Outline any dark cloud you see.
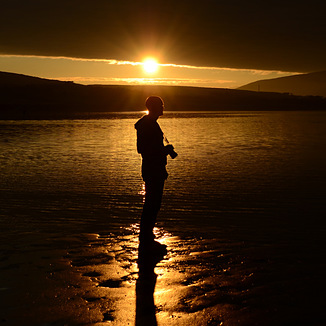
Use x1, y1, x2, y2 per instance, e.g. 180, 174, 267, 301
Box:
1, 0, 326, 72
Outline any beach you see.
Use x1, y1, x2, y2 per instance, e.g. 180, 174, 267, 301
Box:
1, 225, 324, 326
1, 111, 326, 325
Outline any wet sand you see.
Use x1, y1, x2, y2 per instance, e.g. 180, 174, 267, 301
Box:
0, 227, 325, 326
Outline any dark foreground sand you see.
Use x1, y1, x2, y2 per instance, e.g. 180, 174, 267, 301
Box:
0, 227, 325, 326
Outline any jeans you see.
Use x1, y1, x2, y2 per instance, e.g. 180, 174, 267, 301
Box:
139, 179, 165, 244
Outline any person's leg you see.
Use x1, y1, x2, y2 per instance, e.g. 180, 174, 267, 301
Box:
139, 179, 165, 245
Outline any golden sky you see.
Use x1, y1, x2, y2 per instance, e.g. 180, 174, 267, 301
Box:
0, 54, 296, 88
1, 1, 325, 88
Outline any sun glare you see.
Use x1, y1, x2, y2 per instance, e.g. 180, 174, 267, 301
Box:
143, 58, 159, 73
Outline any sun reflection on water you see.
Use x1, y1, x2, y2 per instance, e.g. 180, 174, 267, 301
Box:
138, 183, 146, 202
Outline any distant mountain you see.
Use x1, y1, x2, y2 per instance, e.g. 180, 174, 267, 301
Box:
1, 71, 326, 119
0, 71, 66, 86
238, 71, 326, 97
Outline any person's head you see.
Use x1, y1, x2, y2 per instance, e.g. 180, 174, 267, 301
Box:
145, 96, 164, 119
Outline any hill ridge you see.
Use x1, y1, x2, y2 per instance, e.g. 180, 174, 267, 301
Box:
238, 71, 326, 97
1, 71, 326, 119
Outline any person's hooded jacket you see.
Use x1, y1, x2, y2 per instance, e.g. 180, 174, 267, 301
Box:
135, 115, 168, 182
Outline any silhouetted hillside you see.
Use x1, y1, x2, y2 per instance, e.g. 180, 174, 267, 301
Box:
0, 71, 65, 86
1, 71, 326, 119
238, 71, 326, 97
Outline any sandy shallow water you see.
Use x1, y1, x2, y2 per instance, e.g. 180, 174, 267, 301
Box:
1, 225, 324, 326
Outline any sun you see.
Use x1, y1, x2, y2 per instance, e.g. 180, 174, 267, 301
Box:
142, 58, 159, 73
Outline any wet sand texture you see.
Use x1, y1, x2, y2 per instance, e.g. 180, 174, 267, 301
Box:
1, 229, 324, 326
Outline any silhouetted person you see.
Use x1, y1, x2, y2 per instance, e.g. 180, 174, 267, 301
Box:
135, 96, 177, 258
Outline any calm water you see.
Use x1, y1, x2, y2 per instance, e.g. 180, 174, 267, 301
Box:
1, 111, 325, 244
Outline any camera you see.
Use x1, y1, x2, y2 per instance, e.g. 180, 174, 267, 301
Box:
169, 148, 178, 159
166, 144, 178, 159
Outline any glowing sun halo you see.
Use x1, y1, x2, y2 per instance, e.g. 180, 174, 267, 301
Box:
143, 58, 159, 73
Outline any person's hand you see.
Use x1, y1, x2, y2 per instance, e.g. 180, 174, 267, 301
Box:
164, 144, 178, 158
164, 144, 174, 155
165, 144, 174, 151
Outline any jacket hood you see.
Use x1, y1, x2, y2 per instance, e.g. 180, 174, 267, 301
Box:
135, 115, 150, 130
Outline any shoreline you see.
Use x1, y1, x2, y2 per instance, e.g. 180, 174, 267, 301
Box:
1, 109, 326, 122
1, 227, 325, 325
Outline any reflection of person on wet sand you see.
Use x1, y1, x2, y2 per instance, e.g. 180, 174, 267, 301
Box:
135, 260, 158, 326
135, 96, 177, 259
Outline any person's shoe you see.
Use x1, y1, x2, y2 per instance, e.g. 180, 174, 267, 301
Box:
151, 240, 167, 256
138, 240, 167, 265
